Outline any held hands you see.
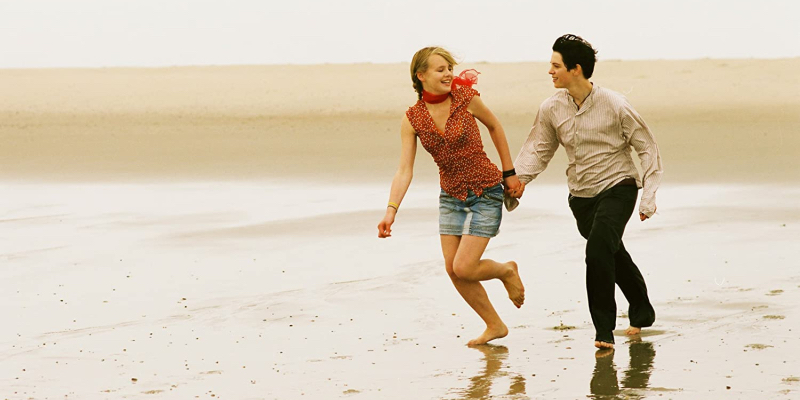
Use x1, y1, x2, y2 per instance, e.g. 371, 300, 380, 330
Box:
504, 175, 525, 199
377, 209, 397, 238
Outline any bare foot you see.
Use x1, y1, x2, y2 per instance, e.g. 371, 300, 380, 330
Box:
625, 326, 642, 335
595, 348, 615, 358
594, 341, 614, 350
501, 261, 525, 308
467, 324, 509, 346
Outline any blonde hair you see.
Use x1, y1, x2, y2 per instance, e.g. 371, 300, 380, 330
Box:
410, 47, 458, 100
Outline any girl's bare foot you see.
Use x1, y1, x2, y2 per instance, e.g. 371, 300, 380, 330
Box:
467, 324, 509, 346
625, 326, 642, 335
594, 341, 614, 349
501, 261, 525, 308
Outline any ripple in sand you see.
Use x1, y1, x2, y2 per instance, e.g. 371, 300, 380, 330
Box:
744, 344, 773, 350
552, 323, 576, 331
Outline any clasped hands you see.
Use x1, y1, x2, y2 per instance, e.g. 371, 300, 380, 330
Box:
503, 175, 525, 199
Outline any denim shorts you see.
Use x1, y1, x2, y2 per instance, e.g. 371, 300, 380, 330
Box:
439, 184, 504, 238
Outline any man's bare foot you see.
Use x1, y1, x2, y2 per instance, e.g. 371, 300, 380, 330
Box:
595, 348, 615, 358
467, 324, 509, 346
501, 261, 525, 308
594, 341, 614, 349
625, 326, 642, 335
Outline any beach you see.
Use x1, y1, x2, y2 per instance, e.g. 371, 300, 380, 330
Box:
1, 59, 799, 399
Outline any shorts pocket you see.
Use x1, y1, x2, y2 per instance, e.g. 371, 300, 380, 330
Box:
439, 191, 459, 215
482, 185, 505, 203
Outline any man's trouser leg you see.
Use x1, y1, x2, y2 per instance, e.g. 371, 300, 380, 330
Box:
569, 185, 641, 344
614, 242, 656, 329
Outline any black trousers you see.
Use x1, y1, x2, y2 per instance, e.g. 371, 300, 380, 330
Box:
568, 185, 656, 344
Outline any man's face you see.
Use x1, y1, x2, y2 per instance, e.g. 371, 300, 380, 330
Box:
549, 52, 573, 89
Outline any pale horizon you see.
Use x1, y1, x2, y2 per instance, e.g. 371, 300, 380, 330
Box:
3, 55, 799, 71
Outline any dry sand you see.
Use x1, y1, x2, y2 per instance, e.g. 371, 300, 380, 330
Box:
1, 59, 799, 399
1, 59, 799, 183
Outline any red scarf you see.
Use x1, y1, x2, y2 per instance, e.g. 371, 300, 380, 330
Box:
422, 69, 480, 104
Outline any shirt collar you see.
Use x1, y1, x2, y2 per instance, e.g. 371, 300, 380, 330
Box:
569, 83, 595, 114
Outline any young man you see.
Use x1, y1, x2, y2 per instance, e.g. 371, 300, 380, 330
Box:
513, 34, 663, 349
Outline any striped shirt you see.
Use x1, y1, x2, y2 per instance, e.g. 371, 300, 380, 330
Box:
514, 84, 663, 216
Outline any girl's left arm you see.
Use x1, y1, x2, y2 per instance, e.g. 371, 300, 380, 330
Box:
468, 95, 523, 195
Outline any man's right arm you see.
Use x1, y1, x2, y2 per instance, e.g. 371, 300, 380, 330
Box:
514, 105, 559, 184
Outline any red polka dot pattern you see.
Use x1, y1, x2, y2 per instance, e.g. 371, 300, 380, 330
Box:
406, 86, 502, 201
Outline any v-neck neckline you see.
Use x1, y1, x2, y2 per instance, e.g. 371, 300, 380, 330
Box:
422, 97, 455, 136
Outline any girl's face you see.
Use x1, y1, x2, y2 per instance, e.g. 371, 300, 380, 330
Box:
418, 54, 454, 95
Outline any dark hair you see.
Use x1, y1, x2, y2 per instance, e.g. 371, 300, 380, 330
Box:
552, 34, 598, 79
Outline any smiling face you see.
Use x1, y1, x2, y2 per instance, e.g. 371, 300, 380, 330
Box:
417, 54, 454, 95
549, 51, 576, 89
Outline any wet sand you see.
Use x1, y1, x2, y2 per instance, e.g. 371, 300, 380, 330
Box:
1, 183, 798, 399
2, 59, 800, 399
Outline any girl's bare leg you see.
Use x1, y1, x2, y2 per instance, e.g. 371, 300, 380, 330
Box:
451, 235, 525, 308
441, 235, 525, 345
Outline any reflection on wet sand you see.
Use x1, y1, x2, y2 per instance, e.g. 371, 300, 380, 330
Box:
456, 345, 527, 399
590, 340, 656, 399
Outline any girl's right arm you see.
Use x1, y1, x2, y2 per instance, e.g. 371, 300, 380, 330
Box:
377, 115, 417, 238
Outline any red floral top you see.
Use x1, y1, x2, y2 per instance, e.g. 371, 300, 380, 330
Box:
406, 86, 502, 201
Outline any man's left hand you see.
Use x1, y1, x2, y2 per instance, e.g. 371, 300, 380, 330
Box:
640, 206, 656, 221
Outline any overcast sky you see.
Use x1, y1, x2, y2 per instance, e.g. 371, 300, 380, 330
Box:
1, 0, 798, 68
